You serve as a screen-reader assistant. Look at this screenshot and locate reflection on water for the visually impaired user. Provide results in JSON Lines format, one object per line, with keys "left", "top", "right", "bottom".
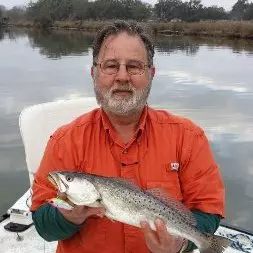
{"left": 0, "top": 28, "right": 253, "bottom": 230}
{"left": 155, "top": 36, "right": 200, "bottom": 55}
{"left": 0, "top": 27, "right": 28, "bottom": 40}
{"left": 155, "top": 35, "right": 253, "bottom": 56}
{"left": 28, "top": 29, "right": 94, "bottom": 59}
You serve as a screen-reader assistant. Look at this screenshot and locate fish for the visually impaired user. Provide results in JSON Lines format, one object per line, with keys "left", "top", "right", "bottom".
{"left": 48, "top": 171, "right": 232, "bottom": 253}
{"left": 48, "top": 197, "right": 74, "bottom": 211}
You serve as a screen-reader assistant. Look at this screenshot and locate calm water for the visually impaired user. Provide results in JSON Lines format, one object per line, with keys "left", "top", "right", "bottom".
{"left": 0, "top": 28, "right": 253, "bottom": 230}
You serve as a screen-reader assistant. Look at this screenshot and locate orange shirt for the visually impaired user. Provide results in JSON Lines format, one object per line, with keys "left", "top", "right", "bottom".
{"left": 31, "top": 106, "right": 225, "bottom": 253}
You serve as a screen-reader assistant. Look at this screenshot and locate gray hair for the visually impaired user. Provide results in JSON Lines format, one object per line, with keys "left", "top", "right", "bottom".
{"left": 92, "top": 20, "right": 154, "bottom": 66}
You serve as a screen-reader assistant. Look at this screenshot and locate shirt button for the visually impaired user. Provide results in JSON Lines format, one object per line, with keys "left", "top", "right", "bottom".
{"left": 122, "top": 149, "right": 128, "bottom": 154}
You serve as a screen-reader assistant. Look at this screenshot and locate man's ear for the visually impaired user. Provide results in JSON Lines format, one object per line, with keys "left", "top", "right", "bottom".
{"left": 91, "top": 66, "right": 94, "bottom": 78}
{"left": 150, "top": 65, "right": 155, "bottom": 79}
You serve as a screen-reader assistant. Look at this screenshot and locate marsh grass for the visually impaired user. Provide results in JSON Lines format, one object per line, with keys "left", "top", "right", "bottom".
{"left": 154, "top": 21, "right": 253, "bottom": 39}
{"left": 10, "top": 20, "right": 253, "bottom": 39}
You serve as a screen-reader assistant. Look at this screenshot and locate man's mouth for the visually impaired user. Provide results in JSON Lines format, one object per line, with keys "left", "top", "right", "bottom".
{"left": 112, "top": 90, "right": 133, "bottom": 96}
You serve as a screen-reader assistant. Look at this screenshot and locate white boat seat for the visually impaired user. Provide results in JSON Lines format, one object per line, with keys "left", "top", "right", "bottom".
{"left": 19, "top": 97, "right": 98, "bottom": 185}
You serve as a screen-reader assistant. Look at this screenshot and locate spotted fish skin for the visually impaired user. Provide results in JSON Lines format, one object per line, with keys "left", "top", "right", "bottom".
{"left": 48, "top": 171, "right": 232, "bottom": 253}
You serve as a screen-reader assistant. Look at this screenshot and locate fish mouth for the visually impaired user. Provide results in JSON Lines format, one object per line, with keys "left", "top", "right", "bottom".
{"left": 48, "top": 172, "right": 69, "bottom": 193}
{"left": 48, "top": 173, "right": 58, "bottom": 187}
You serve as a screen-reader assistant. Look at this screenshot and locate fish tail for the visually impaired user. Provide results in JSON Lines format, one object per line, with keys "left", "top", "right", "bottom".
{"left": 200, "top": 234, "right": 232, "bottom": 253}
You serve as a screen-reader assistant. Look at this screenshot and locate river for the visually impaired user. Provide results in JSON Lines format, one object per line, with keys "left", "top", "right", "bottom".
{"left": 0, "top": 27, "right": 253, "bottom": 230}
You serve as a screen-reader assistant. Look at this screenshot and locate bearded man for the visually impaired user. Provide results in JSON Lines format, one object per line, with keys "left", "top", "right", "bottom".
{"left": 31, "top": 20, "right": 225, "bottom": 253}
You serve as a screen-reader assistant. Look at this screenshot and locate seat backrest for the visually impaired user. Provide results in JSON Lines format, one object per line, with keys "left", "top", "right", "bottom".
{"left": 19, "top": 97, "right": 98, "bottom": 185}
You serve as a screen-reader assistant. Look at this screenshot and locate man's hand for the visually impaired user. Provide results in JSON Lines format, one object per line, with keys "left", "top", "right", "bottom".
{"left": 140, "top": 219, "right": 186, "bottom": 253}
{"left": 56, "top": 192, "right": 105, "bottom": 225}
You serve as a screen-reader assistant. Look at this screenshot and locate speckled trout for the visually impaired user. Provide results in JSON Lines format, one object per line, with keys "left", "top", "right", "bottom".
{"left": 48, "top": 171, "right": 232, "bottom": 253}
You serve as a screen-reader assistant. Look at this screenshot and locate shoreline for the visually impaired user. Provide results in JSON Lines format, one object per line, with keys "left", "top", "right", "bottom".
{"left": 5, "top": 20, "right": 253, "bottom": 40}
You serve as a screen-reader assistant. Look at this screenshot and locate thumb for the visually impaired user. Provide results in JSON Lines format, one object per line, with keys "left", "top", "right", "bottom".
{"left": 85, "top": 207, "right": 105, "bottom": 218}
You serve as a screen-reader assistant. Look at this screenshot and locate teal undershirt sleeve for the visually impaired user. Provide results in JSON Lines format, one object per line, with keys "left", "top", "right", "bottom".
{"left": 32, "top": 204, "right": 82, "bottom": 241}
{"left": 184, "top": 210, "right": 221, "bottom": 252}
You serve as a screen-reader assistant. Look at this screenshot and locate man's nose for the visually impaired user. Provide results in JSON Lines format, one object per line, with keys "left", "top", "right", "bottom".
{"left": 115, "top": 64, "right": 130, "bottom": 82}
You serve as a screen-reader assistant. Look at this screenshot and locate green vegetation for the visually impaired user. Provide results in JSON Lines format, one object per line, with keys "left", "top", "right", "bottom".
{"left": 3, "top": 0, "right": 253, "bottom": 23}
{"left": 1, "top": 0, "right": 253, "bottom": 38}
{"left": 26, "top": 0, "right": 153, "bottom": 27}
{"left": 0, "top": 5, "right": 8, "bottom": 26}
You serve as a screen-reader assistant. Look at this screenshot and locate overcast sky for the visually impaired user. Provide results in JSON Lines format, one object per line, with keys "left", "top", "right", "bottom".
{"left": 0, "top": 0, "right": 246, "bottom": 11}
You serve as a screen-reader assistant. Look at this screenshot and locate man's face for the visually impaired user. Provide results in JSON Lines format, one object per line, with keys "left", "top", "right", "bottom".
{"left": 91, "top": 32, "right": 155, "bottom": 116}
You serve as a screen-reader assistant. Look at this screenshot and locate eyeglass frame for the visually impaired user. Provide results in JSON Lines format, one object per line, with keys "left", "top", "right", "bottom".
{"left": 93, "top": 60, "right": 151, "bottom": 76}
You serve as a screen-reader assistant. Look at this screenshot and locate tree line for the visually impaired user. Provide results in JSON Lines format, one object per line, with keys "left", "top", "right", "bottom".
{"left": 1, "top": 0, "right": 253, "bottom": 26}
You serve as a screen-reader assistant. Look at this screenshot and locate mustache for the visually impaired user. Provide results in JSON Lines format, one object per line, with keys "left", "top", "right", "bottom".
{"left": 110, "top": 83, "right": 135, "bottom": 92}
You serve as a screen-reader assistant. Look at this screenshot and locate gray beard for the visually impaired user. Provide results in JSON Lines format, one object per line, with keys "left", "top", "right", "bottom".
{"left": 94, "top": 82, "right": 151, "bottom": 116}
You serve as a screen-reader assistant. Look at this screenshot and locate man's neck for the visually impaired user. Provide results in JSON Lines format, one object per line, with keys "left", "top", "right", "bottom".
{"left": 104, "top": 108, "right": 144, "bottom": 144}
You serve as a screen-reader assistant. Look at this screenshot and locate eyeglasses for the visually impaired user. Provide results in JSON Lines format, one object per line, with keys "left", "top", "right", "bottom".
{"left": 93, "top": 60, "right": 150, "bottom": 75}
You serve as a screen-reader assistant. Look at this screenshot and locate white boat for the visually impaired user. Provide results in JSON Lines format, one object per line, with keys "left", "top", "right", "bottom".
{"left": 0, "top": 97, "right": 252, "bottom": 253}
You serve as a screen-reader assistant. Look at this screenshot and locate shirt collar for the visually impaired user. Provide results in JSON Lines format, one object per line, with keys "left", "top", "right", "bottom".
{"left": 100, "top": 106, "right": 148, "bottom": 134}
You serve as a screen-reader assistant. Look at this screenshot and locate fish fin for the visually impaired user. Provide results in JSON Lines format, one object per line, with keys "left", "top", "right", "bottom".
{"left": 200, "top": 234, "right": 232, "bottom": 253}
{"left": 145, "top": 188, "right": 196, "bottom": 227}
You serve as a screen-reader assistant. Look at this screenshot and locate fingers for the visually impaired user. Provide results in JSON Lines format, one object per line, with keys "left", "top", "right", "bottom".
{"left": 140, "top": 221, "right": 159, "bottom": 246}
{"left": 55, "top": 190, "right": 105, "bottom": 219}
{"left": 83, "top": 207, "right": 105, "bottom": 219}
{"left": 141, "top": 219, "right": 169, "bottom": 245}
{"left": 59, "top": 205, "right": 105, "bottom": 225}
{"left": 141, "top": 219, "right": 180, "bottom": 253}
{"left": 154, "top": 219, "right": 171, "bottom": 245}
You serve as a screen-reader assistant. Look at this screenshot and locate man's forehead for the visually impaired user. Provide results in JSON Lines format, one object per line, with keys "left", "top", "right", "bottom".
{"left": 98, "top": 32, "right": 147, "bottom": 60}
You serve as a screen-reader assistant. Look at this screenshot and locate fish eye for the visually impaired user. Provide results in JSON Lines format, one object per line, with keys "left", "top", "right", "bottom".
{"left": 65, "top": 175, "right": 74, "bottom": 182}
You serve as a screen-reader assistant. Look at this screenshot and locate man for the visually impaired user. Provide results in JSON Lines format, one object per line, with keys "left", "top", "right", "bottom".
{"left": 31, "top": 20, "right": 225, "bottom": 253}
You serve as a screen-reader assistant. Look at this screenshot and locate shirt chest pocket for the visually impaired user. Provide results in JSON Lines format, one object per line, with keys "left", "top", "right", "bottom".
{"left": 146, "top": 162, "right": 183, "bottom": 201}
